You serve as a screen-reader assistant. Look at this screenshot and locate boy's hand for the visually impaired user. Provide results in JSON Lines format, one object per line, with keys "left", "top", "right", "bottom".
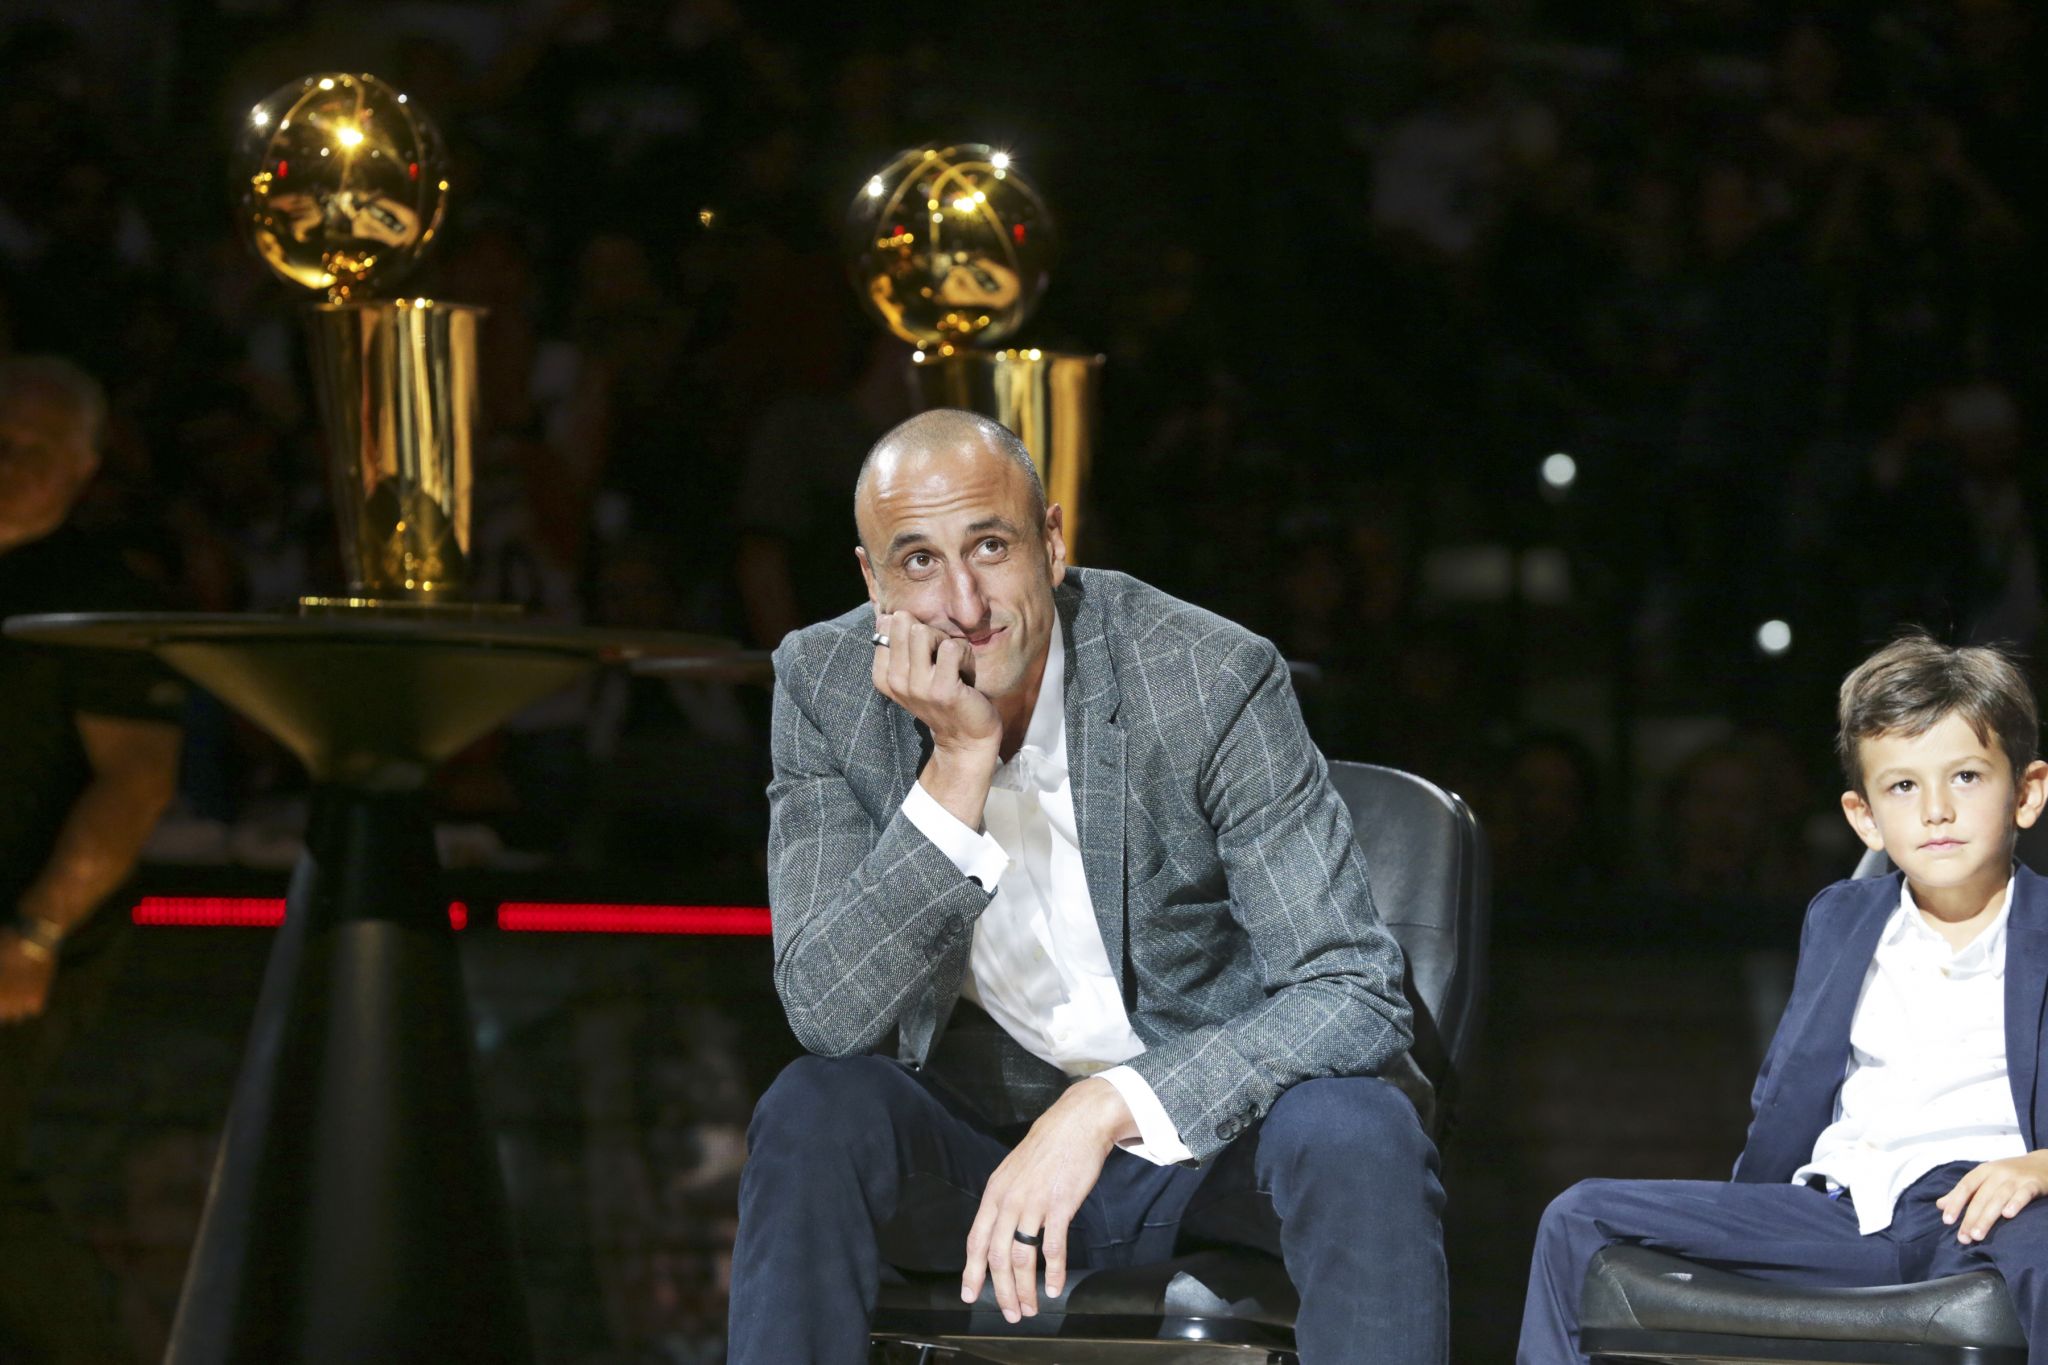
{"left": 1937, "top": 1152, "right": 2048, "bottom": 1243}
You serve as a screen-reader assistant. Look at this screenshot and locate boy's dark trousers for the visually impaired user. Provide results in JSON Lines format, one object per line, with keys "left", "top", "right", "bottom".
{"left": 1521, "top": 1163, "right": 2048, "bottom": 1365}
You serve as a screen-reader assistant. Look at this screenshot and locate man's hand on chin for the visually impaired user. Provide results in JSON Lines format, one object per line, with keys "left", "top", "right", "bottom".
{"left": 871, "top": 610, "right": 1002, "bottom": 827}
{"left": 961, "top": 1077, "right": 1138, "bottom": 1323}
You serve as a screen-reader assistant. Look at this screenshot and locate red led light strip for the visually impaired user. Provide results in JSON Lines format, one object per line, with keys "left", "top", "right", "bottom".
{"left": 496, "top": 903, "right": 772, "bottom": 936}
{"left": 133, "top": 896, "right": 286, "bottom": 927}
{"left": 129, "top": 897, "right": 770, "bottom": 936}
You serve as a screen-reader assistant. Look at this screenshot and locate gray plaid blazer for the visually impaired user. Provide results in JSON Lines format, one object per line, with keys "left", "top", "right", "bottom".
{"left": 765, "top": 567, "right": 1414, "bottom": 1163}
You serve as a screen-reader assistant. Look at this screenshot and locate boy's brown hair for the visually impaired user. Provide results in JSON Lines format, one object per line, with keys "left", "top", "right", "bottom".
{"left": 1836, "top": 633, "right": 2040, "bottom": 792}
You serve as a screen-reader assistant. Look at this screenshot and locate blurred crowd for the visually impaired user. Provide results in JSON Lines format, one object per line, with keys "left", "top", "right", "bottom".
{"left": 3, "top": 1, "right": 2046, "bottom": 1359}
{"left": 3, "top": 0, "right": 2044, "bottom": 928}
{"left": 1323, "top": 0, "right": 2048, "bottom": 940}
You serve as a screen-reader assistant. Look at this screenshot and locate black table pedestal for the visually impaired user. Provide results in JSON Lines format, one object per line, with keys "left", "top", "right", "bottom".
{"left": 0, "top": 612, "right": 730, "bottom": 1365}
{"left": 168, "top": 787, "right": 531, "bottom": 1364}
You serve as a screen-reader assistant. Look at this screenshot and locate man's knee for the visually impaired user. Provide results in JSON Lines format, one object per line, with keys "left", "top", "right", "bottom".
{"left": 1256, "top": 1076, "right": 1435, "bottom": 1183}
{"left": 749, "top": 1053, "right": 913, "bottom": 1154}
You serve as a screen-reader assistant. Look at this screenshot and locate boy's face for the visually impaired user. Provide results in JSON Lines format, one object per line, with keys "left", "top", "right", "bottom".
{"left": 1841, "top": 712, "right": 2048, "bottom": 896}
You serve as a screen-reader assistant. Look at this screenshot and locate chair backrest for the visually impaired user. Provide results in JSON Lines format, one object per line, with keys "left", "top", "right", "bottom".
{"left": 1325, "top": 760, "right": 1490, "bottom": 1116}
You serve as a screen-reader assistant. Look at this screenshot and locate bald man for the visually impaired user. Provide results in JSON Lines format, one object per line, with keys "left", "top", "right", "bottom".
{"left": 730, "top": 410, "right": 1445, "bottom": 1364}
{"left": 0, "top": 356, "right": 182, "bottom": 1363}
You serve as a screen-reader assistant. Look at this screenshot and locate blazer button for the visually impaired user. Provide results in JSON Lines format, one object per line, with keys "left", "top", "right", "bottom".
{"left": 1216, "top": 1121, "right": 1237, "bottom": 1141}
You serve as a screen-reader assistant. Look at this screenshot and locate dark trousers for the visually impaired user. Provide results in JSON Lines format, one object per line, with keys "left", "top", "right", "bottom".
{"left": 728, "top": 1054, "right": 1447, "bottom": 1365}
{"left": 1520, "top": 1164, "right": 2048, "bottom": 1365}
{"left": 0, "top": 932, "right": 131, "bottom": 1365}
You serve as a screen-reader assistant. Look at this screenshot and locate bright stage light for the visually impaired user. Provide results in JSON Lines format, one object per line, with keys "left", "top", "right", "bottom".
{"left": 1541, "top": 452, "right": 1577, "bottom": 490}
{"left": 1757, "top": 619, "right": 1793, "bottom": 655}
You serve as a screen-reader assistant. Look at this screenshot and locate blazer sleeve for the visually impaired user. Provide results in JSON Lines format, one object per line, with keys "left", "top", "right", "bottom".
{"left": 1730, "top": 883, "right": 1840, "bottom": 1183}
{"left": 764, "top": 643, "right": 993, "bottom": 1059}
{"left": 1122, "top": 636, "right": 1415, "bottom": 1161}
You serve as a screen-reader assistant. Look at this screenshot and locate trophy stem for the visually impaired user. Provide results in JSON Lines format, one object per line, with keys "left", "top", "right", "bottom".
{"left": 302, "top": 299, "right": 484, "bottom": 601}
{"left": 910, "top": 348, "right": 1104, "bottom": 562}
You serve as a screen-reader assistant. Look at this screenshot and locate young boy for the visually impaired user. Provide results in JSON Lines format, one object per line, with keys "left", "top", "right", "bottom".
{"left": 1519, "top": 633, "right": 2048, "bottom": 1364}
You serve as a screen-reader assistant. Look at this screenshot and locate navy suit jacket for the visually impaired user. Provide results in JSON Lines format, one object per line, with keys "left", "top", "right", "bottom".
{"left": 1733, "top": 863, "right": 2048, "bottom": 1184}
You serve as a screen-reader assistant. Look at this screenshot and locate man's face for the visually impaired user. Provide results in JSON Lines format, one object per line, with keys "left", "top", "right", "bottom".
{"left": 0, "top": 391, "right": 95, "bottom": 547}
{"left": 855, "top": 440, "right": 1065, "bottom": 706}
{"left": 1842, "top": 712, "right": 2048, "bottom": 895}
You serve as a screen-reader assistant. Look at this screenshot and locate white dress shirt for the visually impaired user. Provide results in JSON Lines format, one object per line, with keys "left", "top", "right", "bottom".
{"left": 1793, "top": 878, "right": 2026, "bottom": 1233}
{"left": 900, "top": 629, "right": 1193, "bottom": 1164}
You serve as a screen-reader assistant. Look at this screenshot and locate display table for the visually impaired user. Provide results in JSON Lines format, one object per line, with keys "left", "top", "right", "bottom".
{"left": 630, "top": 647, "right": 773, "bottom": 684}
{"left": 3, "top": 611, "right": 733, "bottom": 1365}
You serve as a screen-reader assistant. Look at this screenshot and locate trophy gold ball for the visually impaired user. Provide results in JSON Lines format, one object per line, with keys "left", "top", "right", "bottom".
{"left": 845, "top": 143, "right": 1056, "bottom": 349}
{"left": 236, "top": 72, "right": 449, "bottom": 302}
{"left": 846, "top": 143, "right": 1099, "bottom": 562}
{"left": 235, "top": 72, "right": 480, "bottom": 605}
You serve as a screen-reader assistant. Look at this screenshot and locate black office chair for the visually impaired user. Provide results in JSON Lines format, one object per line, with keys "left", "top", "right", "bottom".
{"left": 868, "top": 760, "right": 1491, "bottom": 1363}
{"left": 1578, "top": 837, "right": 2048, "bottom": 1365}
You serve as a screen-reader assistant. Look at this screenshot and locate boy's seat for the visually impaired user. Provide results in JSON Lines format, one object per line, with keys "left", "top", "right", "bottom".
{"left": 1578, "top": 850, "right": 2033, "bottom": 1365}
{"left": 1579, "top": 1244, "right": 2025, "bottom": 1364}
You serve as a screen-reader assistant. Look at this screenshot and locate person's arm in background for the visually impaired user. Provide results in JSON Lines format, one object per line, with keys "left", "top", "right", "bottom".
{"left": 0, "top": 713, "right": 180, "bottom": 1022}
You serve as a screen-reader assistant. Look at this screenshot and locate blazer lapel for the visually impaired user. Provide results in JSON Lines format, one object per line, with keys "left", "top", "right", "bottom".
{"left": 1059, "top": 577, "right": 1129, "bottom": 992}
{"left": 2005, "top": 865, "right": 2048, "bottom": 1147}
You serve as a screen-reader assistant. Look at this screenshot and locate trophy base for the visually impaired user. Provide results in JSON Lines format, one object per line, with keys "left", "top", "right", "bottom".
{"left": 297, "top": 596, "right": 526, "bottom": 619}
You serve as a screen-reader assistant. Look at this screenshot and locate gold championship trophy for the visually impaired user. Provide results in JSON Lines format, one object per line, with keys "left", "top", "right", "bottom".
{"left": 846, "top": 144, "right": 1104, "bottom": 558}
{"left": 0, "top": 71, "right": 717, "bottom": 1365}
{"left": 237, "top": 72, "right": 485, "bottom": 608}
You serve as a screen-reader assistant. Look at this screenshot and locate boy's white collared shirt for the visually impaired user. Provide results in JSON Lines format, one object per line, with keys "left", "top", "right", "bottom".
{"left": 1793, "top": 876, "right": 2027, "bottom": 1234}
{"left": 901, "top": 628, "right": 1193, "bottom": 1164}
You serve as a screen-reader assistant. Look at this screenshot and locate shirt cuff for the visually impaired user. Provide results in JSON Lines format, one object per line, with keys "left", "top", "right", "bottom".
{"left": 1097, "top": 1066, "right": 1195, "bottom": 1166}
{"left": 901, "top": 781, "right": 1009, "bottom": 891}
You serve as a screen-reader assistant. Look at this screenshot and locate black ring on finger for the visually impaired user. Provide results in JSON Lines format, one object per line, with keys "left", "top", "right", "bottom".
{"left": 1012, "top": 1228, "right": 1043, "bottom": 1247}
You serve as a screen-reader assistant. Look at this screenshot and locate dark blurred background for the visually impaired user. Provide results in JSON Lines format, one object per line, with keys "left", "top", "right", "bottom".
{"left": 2, "top": 0, "right": 2045, "bottom": 1358}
